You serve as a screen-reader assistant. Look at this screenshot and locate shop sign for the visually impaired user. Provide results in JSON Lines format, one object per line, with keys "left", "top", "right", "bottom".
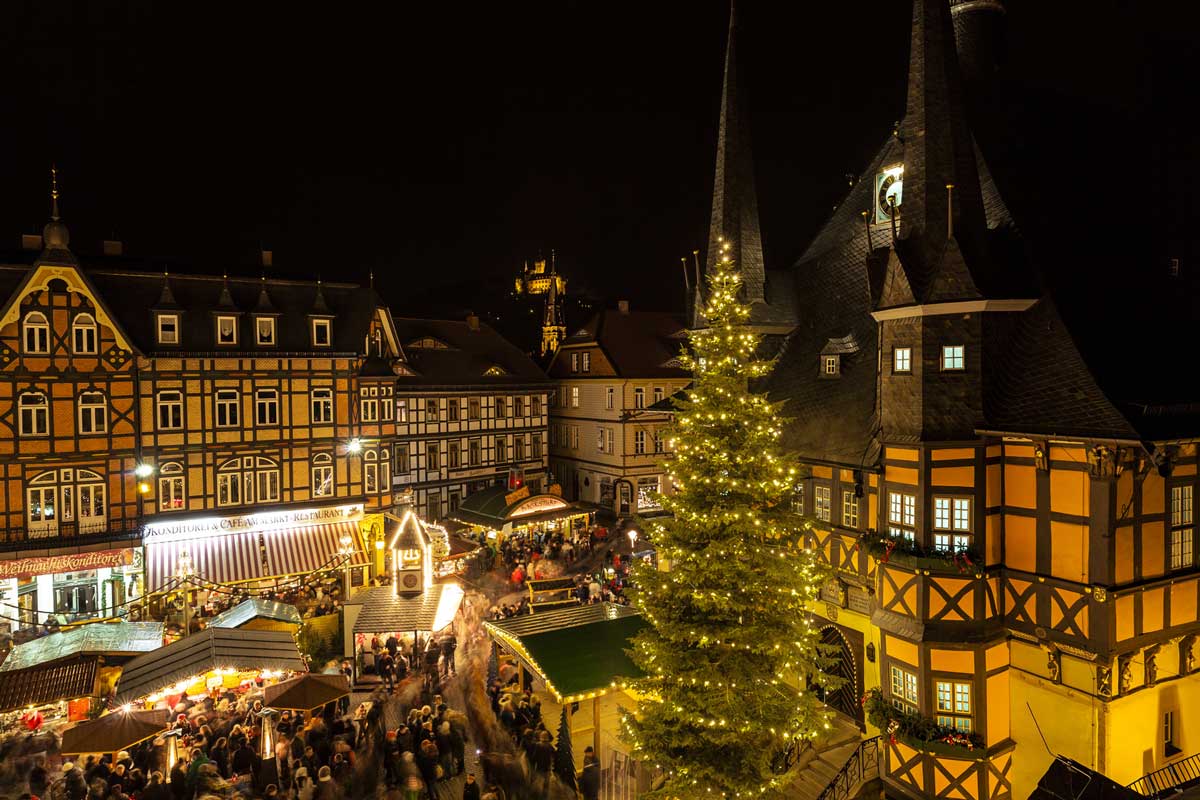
{"left": 504, "top": 485, "right": 531, "bottom": 506}
{"left": 0, "top": 548, "right": 134, "bottom": 580}
{"left": 144, "top": 503, "right": 364, "bottom": 541}
{"left": 510, "top": 495, "right": 569, "bottom": 518}
{"left": 547, "top": 484, "right": 563, "bottom": 497}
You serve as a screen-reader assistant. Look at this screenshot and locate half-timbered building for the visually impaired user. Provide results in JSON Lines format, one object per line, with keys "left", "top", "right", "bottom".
{"left": 697, "top": 1, "right": 1200, "bottom": 798}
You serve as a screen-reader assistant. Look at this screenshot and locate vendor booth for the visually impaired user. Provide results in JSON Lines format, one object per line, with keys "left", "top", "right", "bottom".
{"left": 0, "top": 621, "right": 163, "bottom": 718}
{"left": 115, "top": 627, "right": 306, "bottom": 706}
{"left": 342, "top": 510, "right": 464, "bottom": 681}
{"left": 207, "top": 598, "right": 303, "bottom": 632}
{"left": 484, "top": 603, "right": 644, "bottom": 764}
{"left": 429, "top": 524, "right": 484, "bottom": 579}
{"left": 450, "top": 485, "right": 591, "bottom": 544}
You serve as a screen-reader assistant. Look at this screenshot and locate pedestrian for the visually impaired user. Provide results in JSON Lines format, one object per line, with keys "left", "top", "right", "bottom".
{"left": 440, "top": 632, "right": 457, "bottom": 677}
{"left": 462, "top": 772, "right": 481, "bottom": 800}
{"left": 580, "top": 747, "right": 601, "bottom": 800}
{"left": 140, "top": 772, "right": 169, "bottom": 800}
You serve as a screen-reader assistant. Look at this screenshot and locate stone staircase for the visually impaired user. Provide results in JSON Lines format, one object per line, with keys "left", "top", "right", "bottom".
{"left": 790, "top": 715, "right": 870, "bottom": 800}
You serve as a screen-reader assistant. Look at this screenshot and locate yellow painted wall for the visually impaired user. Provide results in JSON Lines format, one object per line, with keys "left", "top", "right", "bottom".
{"left": 1009, "top": 668, "right": 1099, "bottom": 800}
{"left": 933, "top": 448, "right": 975, "bottom": 461}
{"left": 887, "top": 446, "right": 919, "bottom": 462}
{"left": 886, "top": 633, "right": 919, "bottom": 668}
{"left": 1050, "top": 521, "right": 1089, "bottom": 583}
{"left": 1005, "top": 515, "right": 1037, "bottom": 572}
{"left": 1050, "top": 468, "right": 1089, "bottom": 517}
{"left": 1005, "top": 464, "right": 1037, "bottom": 509}
{"left": 886, "top": 464, "right": 919, "bottom": 486}
{"left": 1105, "top": 673, "right": 1200, "bottom": 783}
{"left": 932, "top": 465, "right": 974, "bottom": 487}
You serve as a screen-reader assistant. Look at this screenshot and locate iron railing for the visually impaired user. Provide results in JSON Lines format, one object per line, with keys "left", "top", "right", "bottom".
{"left": 815, "top": 736, "right": 882, "bottom": 800}
{"left": 0, "top": 518, "right": 145, "bottom": 550}
{"left": 1129, "top": 752, "right": 1200, "bottom": 798}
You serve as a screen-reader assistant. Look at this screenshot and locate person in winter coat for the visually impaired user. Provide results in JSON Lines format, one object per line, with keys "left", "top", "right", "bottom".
{"left": 139, "top": 772, "right": 170, "bottom": 800}
{"left": 579, "top": 749, "right": 601, "bottom": 800}
{"left": 167, "top": 759, "right": 187, "bottom": 800}
{"left": 28, "top": 757, "right": 49, "bottom": 797}
{"left": 462, "top": 773, "right": 481, "bottom": 800}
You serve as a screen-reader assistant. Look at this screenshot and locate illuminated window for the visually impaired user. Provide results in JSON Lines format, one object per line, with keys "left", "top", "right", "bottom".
{"left": 634, "top": 430, "right": 646, "bottom": 455}
{"left": 894, "top": 347, "right": 912, "bottom": 373}
{"left": 792, "top": 482, "right": 806, "bottom": 514}
{"left": 255, "top": 389, "right": 279, "bottom": 426}
{"left": 398, "top": 399, "right": 409, "bottom": 422}
{"left": 571, "top": 387, "right": 580, "bottom": 408}
{"left": 933, "top": 496, "right": 972, "bottom": 551}
{"left": 815, "top": 485, "right": 832, "bottom": 522}
{"left": 571, "top": 353, "right": 579, "bottom": 372}
{"left": 19, "top": 392, "right": 49, "bottom": 436}
{"left": 842, "top": 490, "right": 859, "bottom": 529}
{"left": 78, "top": 391, "right": 108, "bottom": 434}
{"left": 157, "top": 390, "right": 183, "bottom": 430}
{"left": 888, "top": 491, "right": 916, "bottom": 541}
{"left": 941, "top": 345, "right": 965, "bottom": 371}
{"left": 22, "top": 312, "right": 49, "bottom": 354}
{"left": 157, "top": 314, "right": 180, "bottom": 345}
{"left": 312, "top": 453, "right": 333, "bottom": 497}
{"left": 310, "top": 388, "right": 333, "bottom": 424}
{"left": 638, "top": 476, "right": 661, "bottom": 511}
{"left": 936, "top": 681, "right": 972, "bottom": 732}
{"left": 822, "top": 355, "right": 840, "bottom": 376}
{"left": 255, "top": 316, "right": 276, "bottom": 346}
{"left": 581, "top": 352, "right": 591, "bottom": 372}
{"left": 215, "top": 389, "right": 240, "bottom": 427}
{"left": 890, "top": 665, "right": 918, "bottom": 713}
{"left": 311, "top": 318, "right": 332, "bottom": 347}
{"left": 216, "top": 315, "right": 238, "bottom": 346}
{"left": 158, "top": 462, "right": 185, "bottom": 511}
{"left": 1170, "top": 485, "right": 1195, "bottom": 570}
{"left": 72, "top": 314, "right": 98, "bottom": 354}
{"left": 364, "top": 451, "right": 379, "bottom": 494}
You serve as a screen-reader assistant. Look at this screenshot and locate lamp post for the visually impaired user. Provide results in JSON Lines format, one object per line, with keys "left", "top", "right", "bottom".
{"left": 176, "top": 551, "right": 194, "bottom": 637}
{"left": 339, "top": 533, "right": 354, "bottom": 600}
{"left": 627, "top": 528, "right": 638, "bottom": 552}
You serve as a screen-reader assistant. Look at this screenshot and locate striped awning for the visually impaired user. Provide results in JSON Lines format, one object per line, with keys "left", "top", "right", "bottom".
{"left": 263, "top": 521, "right": 365, "bottom": 578}
{"left": 145, "top": 532, "right": 266, "bottom": 592}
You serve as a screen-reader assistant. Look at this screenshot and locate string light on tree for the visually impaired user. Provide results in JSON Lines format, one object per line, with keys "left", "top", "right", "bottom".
{"left": 622, "top": 239, "right": 837, "bottom": 799}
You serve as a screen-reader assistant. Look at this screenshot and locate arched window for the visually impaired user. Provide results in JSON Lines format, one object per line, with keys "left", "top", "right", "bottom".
{"left": 26, "top": 468, "right": 106, "bottom": 536}
{"left": 216, "top": 456, "right": 281, "bottom": 507}
{"left": 78, "top": 391, "right": 108, "bottom": 434}
{"left": 18, "top": 391, "right": 48, "bottom": 436}
{"left": 22, "top": 312, "right": 49, "bottom": 354}
{"left": 312, "top": 453, "right": 333, "bottom": 497}
{"left": 255, "top": 457, "right": 281, "bottom": 503}
{"left": 158, "top": 462, "right": 185, "bottom": 511}
{"left": 364, "top": 450, "right": 379, "bottom": 494}
{"left": 217, "top": 457, "right": 244, "bottom": 507}
{"left": 72, "top": 313, "right": 98, "bottom": 354}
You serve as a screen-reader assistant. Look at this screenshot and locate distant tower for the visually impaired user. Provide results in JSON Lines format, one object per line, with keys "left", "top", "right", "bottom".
{"left": 515, "top": 254, "right": 568, "bottom": 357}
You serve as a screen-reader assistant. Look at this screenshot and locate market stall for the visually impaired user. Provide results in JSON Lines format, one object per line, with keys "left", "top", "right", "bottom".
{"left": 60, "top": 708, "right": 171, "bottom": 760}
{"left": 0, "top": 621, "right": 163, "bottom": 718}
{"left": 207, "top": 598, "right": 303, "bottom": 633}
{"left": 483, "top": 602, "right": 645, "bottom": 761}
{"left": 115, "top": 627, "right": 306, "bottom": 707}
{"left": 449, "top": 485, "right": 592, "bottom": 545}
{"left": 263, "top": 672, "right": 350, "bottom": 713}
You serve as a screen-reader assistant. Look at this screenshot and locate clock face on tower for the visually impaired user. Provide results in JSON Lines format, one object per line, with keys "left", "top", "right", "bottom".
{"left": 875, "top": 165, "right": 904, "bottom": 223}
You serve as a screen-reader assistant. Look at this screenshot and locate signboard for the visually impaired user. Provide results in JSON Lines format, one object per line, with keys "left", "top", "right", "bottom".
{"left": 510, "top": 495, "right": 570, "bottom": 518}
{"left": 144, "top": 503, "right": 363, "bottom": 541}
{"left": 0, "top": 548, "right": 134, "bottom": 580}
{"left": 504, "top": 485, "right": 531, "bottom": 506}
{"left": 547, "top": 484, "right": 563, "bottom": 497}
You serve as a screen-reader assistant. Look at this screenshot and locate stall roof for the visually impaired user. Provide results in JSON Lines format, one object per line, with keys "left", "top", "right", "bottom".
{"left": 349, "top": 584, "right": 461, "bottom": 634}
{"left": 484, "top": 603, "right": 645, "bottom": 701}
{"left": 443, "top": 532, "right": 482, "bottom": 559}
{"left": 61, "top": 709, "right": 172, "bottom": 756}
{"left": 115, "top": 627, "right": 305, "bottom": 704}
{"left": 0, "top": 622, "right": 164, "bottom": 673}
{"left": 263, "top": 673, "right": 350, "bottom": 712}
{"left": 451, "top": 485, "right": 587, "bottom": 528}
{"left": 207, "top": 599, "right": 303, "bottom": 630}
{"left": 0, "top": 655, "right": 99, "bottom": 713}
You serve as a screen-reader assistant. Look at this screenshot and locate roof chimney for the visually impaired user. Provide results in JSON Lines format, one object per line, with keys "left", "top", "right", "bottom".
{"left": 21, "top": 234, "right": 43, "bottom": 251}
{"left": 466, "top": 312, "right": 480, "bottom": 331}
{"left": 261, "top": 249, "right": 273, "bottom": 268}
{"left": 617, "top": 300, "right": 630, "bottom": 315}
{"left": 102, "top": 240, "right": 123, "bottom": 256}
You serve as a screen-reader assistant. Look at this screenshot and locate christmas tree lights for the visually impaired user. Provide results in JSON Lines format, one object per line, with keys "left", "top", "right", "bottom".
{"left": 622, "top": 241, "right": 836, "bottom": 799}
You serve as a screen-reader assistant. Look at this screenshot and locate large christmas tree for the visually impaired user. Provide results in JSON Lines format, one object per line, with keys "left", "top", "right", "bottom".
{"left": 623, "top": 242, "right": 834, "bottom": 799}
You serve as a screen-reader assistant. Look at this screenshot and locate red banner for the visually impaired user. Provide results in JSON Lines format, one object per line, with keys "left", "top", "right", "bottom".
{"left": 0, "top": 548, "right": 134, "bottom": 580}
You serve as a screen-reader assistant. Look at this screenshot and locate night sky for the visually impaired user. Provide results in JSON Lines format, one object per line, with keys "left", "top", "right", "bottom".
{"left": 2, "top": 2, "right": 1196, "bottom": 348}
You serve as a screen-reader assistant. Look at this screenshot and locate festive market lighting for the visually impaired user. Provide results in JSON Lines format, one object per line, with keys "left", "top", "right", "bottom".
{"left": 134, "top": 463, "right": 155, "bottom": 478}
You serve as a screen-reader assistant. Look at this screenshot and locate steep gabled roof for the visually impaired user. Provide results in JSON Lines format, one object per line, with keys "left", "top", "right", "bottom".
{"left": 391, "top": 317, "right": 549, "bottom": 387}
{"left": 560, "top": 309, "right": 689, "bottom": 379}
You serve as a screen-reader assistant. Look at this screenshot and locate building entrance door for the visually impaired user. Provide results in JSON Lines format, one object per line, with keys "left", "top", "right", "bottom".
{"left": 618, "top": 482, "right": 631, "bottom": 515}
{"left": 816, "top": 626, "right": 862, "bottom": 723}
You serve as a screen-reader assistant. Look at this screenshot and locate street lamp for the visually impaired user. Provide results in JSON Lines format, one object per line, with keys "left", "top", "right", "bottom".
{"left": 346, "top": 438, "right": 362, "bottom": 454}
{"left": 176, "top": 551, "right": 194, "bottom": 637}
{"left": 627, "top": 528, "right": 639, "bottom": 551}
{"left": 339, "top": 533, "right": 354, "bottom": 599}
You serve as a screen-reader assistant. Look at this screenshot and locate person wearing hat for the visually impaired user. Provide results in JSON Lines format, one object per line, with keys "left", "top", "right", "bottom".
{"left": 462, "top": 772, "right": 481, "bottom": 800}
{"left": 292, "top": 767, "right": 314, "bottom": 800}
{"left": 580, "top": 747, "right": 600, "bottom": 800}
{"left": 314, "top": 766, "right": 338, "bottom": 800}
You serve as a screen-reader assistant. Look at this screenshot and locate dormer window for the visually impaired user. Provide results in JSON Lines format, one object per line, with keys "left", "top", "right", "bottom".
{"left": 893, "top": 347, "right": 912, "bottom": 374}
{"left": 216, "top": 315, "right": 238, "bottom": 346}
{"left": 822, "top": 355, "right": 841, "bottom": 377}
{"left": 157, "top": 314, "right": 180, "bottom": 346}
{"left": 941, "top": 345, "right": 965, "bottom": 371}
{"left": 311, "top": 318, "right": 332, "bottom": 347}
{"left": 22, "top": 312, "right": 49, "bottom": 354}
{"left": 255, "top": 317, "right": 276, "bottom": 346}
{"left": 581, "top": 352, "right": 591, "bottom": 372}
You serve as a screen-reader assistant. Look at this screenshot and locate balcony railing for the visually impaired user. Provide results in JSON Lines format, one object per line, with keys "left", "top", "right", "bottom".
{"left": 1129, "top": 752, "right": 1200, "bottom": 798}
{"left": 0, "top": 518, "right": 146, "bottom": 550}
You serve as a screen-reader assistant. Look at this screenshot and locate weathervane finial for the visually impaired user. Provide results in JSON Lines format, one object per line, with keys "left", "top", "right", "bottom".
{"left": 50, "top": 165, "right": 61, "bottom": 221}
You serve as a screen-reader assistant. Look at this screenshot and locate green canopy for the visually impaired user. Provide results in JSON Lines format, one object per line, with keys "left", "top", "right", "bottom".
{"left": 484, "top": 603, "right": 645, "bottom": 701}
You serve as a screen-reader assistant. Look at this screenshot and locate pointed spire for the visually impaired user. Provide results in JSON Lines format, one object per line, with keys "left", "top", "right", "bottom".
{"left": 312, "top": 278, "right": 329, "bottom": 314}
{"left": 899, "top": 0, "right": 987, "bottom": 271}
{"left": 155, "top": 271, "right": 179, "bottom": 309}
{"left": 216, "top": 273, "right": 236, "bottom": 309}
{"left": 50, "top": 165, "right": 61, "bottom": 221}
{"left": 255, "top": 275, "right": 276, "bottom": 312}
{"left": 40, "top": 165, "right": 73, "bottom": 259}
{"left": 704, "top": 0, "right": 766, "bottom": 310}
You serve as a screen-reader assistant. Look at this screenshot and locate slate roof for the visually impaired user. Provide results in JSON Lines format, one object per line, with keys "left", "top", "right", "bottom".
{"left": 560, "top": 309, "right": 689, "bottom": 379}
{"left": 392, "top": 317, "right": 550, "bottom": 388}
{"left": 0, "top": 622, "right": 163, "bottom": 672}
{"left": 207, "top": 599, "right": 303, "bottom": 630}
{"left": 349, "top": 584, "right": 454, "bottom": 634}
{"left": 0, "top": 655, "right": 99, "bottom": 712}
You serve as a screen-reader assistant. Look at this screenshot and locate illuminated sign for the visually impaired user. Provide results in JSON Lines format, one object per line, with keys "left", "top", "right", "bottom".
{"left": 0, "top": 548, "right": 134, "bottom": 579}
{"left": 509, "top": 495, "right": 570, "bottom": 518}
{"left": 504, "top": 485, "right": 531, "bottom": 506}
{"left": 144, "top": 504, "right": 364, "bottom": 541}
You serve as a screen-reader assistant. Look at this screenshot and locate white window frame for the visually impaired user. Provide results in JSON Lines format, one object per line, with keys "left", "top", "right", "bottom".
{"left": 311, "top": 318, "right": 332, "bottom": 348}
{"left": 570, "top": 425, "right": 579, "bottom": 450}
{"left": 1170, "top": 484, "right": 1195, "bottom": 570}
{"left": 311, "top": 388, "right": 333, "bottom": 424}
{"left": 215, "top": 389, "right": 240, "bottom": 428}
{"left": 255, "top": 457, "right": 280, "bottom": 502}
{"left": 890, "top": 665, "right": 919, "bottom": 714}
{"left": 582, "top": 352, "right": 591, "bottom": 372}
{"left": 72, "top": 313, "right": 98, "bottom": 355}
{"left": 360, "top": 388, "right": 378, "bottom": 423}
{"left": 312, "top": 453, "right": 334, "bottom": 497}
{"left": 634, "top": 430, "right": 646, "bottom": 454}
{"left": 653, "top": 387, "right": 664, "bottom": 405}
{"left": 606, "top": 387, "right": 614, "bottom": 410}
{"left": 365, "top": 452, "right": 379, "bottom": 494}
{"left": 933, "top": 496, "right": 972, "bottom": 551}
{"left": 823, "top": 355, "right": 839, "bottom": 375}
{"left": 255, "top": 316, "right": 276, "bottom": 346}
{"left": 158, "top": 462, "right": 185, "bottom": 511}
{"left": 23, "top": 312, "right": 50, "bottom": 354}
{"left": 217, "top": 460, "right": 243, "bottom": 507}
{"left": 654, "top": 430, "right": 664, "bottom": 453}
{"left": 157, "top": 313, "right": 180, "bottom": 345}
{"left": 894, "top": 347, "right": 912, "bottom": 373}
{"left": 936, "top": 680, "right": 972, "bottom": 733}
{"left": 941, "top": 345, "right": 965, "bottom": 371}
{"left": 606, "top": 427, "right": 615, "bottom": 455}
{"left": 815, "top": 485, "right": 832, "bottom": 522}
{"left": 398, "top": 398, "right": 409, "bottom": 422}
{"left": 157, "top": 390, "right": 184, "bottom": 430}
{"left": 889, "top": 491, "right": 917, "bottom": 541}
{"left": 792, "top": 482, "right": 806, "bottom": 514}
{"left": 18, "top": 391, "right": 49, "bottom": 437}
{"left": 215, "top": 315, "right": 239, "bottom": 346}
{"left": 571, "top": 353, "right": 579, "bottom": 372}
{"left": 635, "top": 388, "right": 645, "bottom": 409}
{"left": 78, "top": 391, "right": 108, "bottom": 435}
{"left": 255, "top": 388, "right": 280, "bottom": 427}
{"left": 571, "top": 387, "right": 580, "bottom": 408}
{"left": 842, "top": 490, "right": 859, "bottom": 529}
